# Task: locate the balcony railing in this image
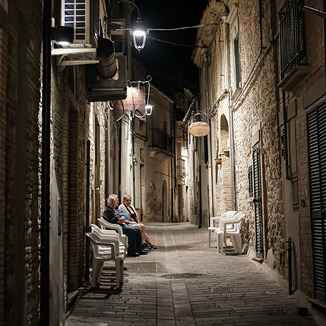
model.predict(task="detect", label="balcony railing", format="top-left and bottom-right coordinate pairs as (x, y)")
top-left (150, 128), bottom-right (172, 153)
top-left (279, 0), bottom-right (306, 79)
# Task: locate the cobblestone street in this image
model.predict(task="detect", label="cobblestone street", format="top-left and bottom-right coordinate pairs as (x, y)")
top-left (65, 223), bottom-right (325, 326)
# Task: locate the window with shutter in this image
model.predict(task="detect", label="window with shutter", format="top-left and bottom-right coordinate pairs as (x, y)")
top-left (307, 100), bottom-right (326, 303)
top-left (253, 143), bottom-right (264, 258)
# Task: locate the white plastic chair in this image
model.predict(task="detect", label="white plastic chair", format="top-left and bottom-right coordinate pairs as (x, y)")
top-left (208, 211), bottom-right (237, 247)
top-left (98, 216), bottom-right (128, 248)
top-left (215, 212), bottom-right (245, 254)
top-left (91, 224), bottom-right (127, 255)
top-left (86, 224), bottom-right (126, 288)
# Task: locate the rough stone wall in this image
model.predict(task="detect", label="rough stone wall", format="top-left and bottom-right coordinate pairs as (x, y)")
top-left (0, 0), bottom-right (42, 324)
top-left (195, 0), bottom-right (286, 271)
top-left (234, 2), bottom-right (285, 271)
top-left (50, 62), bottom-right (89, 308)
top-left (89, 102), bottom-right (109, 221)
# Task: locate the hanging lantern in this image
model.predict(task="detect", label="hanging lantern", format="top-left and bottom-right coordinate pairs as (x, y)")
top-left (189, 112), bottom-right (210, 137)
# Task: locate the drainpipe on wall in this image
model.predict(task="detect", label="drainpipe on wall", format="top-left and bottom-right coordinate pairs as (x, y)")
top-left (222, 10), bottom-right (236, 210)
top-left (118, 121), bottom-right (122, 200)
top-left (132, 117), bottom-right (136, 204)
top-left (283, 91), bottom-right (290, 180)
top-left (171, 103), bottom-right (175, 222)
top-left (204, 51), bottom-right (215, 218)
top-left (324, 2), bottom-right (326, 107)
top-left (41, 0), bottom-right (51, 324)
top-left (84, 140), bottom-right (91, 282)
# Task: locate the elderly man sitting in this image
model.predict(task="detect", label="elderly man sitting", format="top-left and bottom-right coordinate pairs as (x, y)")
top-left (102, 194), bottom-right (144, 257)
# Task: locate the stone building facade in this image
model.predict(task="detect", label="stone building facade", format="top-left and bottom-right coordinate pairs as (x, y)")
top-left (0, 0), bottom-right (120, 324)
top-left (0, 1), bottom-right (43, 324)
top-left (193, 0), bottom-right (326, 306)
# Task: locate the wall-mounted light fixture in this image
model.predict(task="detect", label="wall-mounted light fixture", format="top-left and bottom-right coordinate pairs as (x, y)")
top-left (132, 17), bottom-right (147, 52)
top-left (145, 104), bottom-right (153, 116)
top-left (113, 75), bottom-right (153, 120)
top-left (51, 25), bottom-right (74, 46)
top-left (108, 0), bottom-right (147, 52)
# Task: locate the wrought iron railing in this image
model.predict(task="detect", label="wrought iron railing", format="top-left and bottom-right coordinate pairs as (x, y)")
top-left (279, 0), bottom-right (306, 78)
top-left (151, 128), bottom-right (172, 153)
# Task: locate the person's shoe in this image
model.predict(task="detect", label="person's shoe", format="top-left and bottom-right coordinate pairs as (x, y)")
top-left (127, 251), bottom-right (139, 257)
top-left (141, 243), bottom-right (150, 254)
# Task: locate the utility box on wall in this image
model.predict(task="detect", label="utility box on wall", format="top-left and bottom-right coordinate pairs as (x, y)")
top-left (86, 54), bottom-right (127, 101)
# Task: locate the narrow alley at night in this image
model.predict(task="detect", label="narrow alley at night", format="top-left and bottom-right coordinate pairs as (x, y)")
top-left (65, 223), bottom-right (322, 326)
top-left (1, 0), bottom-right (326, 325)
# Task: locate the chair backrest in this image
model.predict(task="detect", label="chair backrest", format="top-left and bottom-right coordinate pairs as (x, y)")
top-left (91, 224), bottom-right (119, 240)
top-left (210, 211), bottom-right (237, 227)
top-left (227, 212), bottom-right (245, 222)
top-left (86, 232), bottom-right (113, 258)
top-left (98, 217), bottom-right (123, 234)
top-left (223, 212), bottom-right (245, 233)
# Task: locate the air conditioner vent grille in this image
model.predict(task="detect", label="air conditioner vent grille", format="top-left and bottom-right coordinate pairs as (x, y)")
top-left (62, 0), bottom-right (89, 44)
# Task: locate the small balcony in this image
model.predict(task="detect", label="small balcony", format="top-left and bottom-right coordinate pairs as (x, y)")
top-left (149, 128), bottom-right (173, 158)
top-left (278, 0), bottom-right (308, 91)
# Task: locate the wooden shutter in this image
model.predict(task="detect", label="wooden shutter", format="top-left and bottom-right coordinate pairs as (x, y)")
top-left (307, 100), bottom-right (326, 303)
top-left (253, 144), bottom-right (264, 258)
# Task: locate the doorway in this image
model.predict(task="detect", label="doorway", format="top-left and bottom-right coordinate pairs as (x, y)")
top-left (162, 180), bottom-right (168, 222)
top-left (92, 118), bottom-right (101, 224)
top-left (178, 184), bottom-right (183, 222)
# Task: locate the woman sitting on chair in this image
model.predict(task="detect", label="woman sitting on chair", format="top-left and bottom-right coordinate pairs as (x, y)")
top-left (118, 195), bottom-right (157, 250)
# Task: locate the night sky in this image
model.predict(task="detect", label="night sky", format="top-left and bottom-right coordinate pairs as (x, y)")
top-left (132, 0), bottom-right (209, 97)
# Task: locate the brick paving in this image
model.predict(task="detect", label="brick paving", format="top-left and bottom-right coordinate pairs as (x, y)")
top-left (65, 223), bottom-right (325, 326)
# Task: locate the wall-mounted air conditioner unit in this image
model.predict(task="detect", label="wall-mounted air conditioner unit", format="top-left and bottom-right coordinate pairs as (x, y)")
top-left (86, 18), bottom-right (129, 102)
top-left (61, 0), bottom-right (92, 46)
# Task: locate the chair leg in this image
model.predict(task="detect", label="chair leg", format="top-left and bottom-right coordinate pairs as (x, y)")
top-left (230, 235), bottom-right (242, 254)
top-left (209, 230), bottom-right (212, 247)
top-left (115, 259), bottom-right (121, 288)
top-left (217, 232), bottom-right (224, 254)
top-left (91, 259), bottom-right (101, 287)
top-left (119, 259), bottom-right (124, 287)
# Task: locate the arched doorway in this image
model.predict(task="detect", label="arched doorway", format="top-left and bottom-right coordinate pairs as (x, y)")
top-left (162, 180), bottom-right (168, 222)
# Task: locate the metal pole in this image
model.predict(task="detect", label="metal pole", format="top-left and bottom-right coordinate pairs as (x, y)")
top-left (85, 140), bottom-right (91, 281)
top-left (288, 237), bottom-right (293, 295)
top-left (303, 5), bottom-right (326, 18)
top-left (40, 0), bottom-right (52, 323)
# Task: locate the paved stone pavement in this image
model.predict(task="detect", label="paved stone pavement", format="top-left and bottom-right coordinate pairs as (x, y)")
top-left (65, 223), bottom-right (326, 326)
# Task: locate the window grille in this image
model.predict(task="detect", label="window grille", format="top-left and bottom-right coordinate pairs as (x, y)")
top-left (279, 0), bottom-right (306, 78)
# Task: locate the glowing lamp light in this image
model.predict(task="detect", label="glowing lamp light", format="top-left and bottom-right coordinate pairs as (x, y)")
top-left (145, 104), bottom-right (153, 116)
top-left (132, 18), bottom-right (147, 52)
top-left (52, 26), bottom-right (74, 46)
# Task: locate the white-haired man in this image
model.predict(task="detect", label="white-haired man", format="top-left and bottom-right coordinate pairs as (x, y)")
top-left (102, 194), bottom-right (143, 257)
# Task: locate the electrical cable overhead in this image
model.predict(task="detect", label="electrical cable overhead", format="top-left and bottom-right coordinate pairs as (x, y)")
top-left (147, 35), bottom-right (207, 48)
top-left (147, 23), bottom-right (218, 32)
